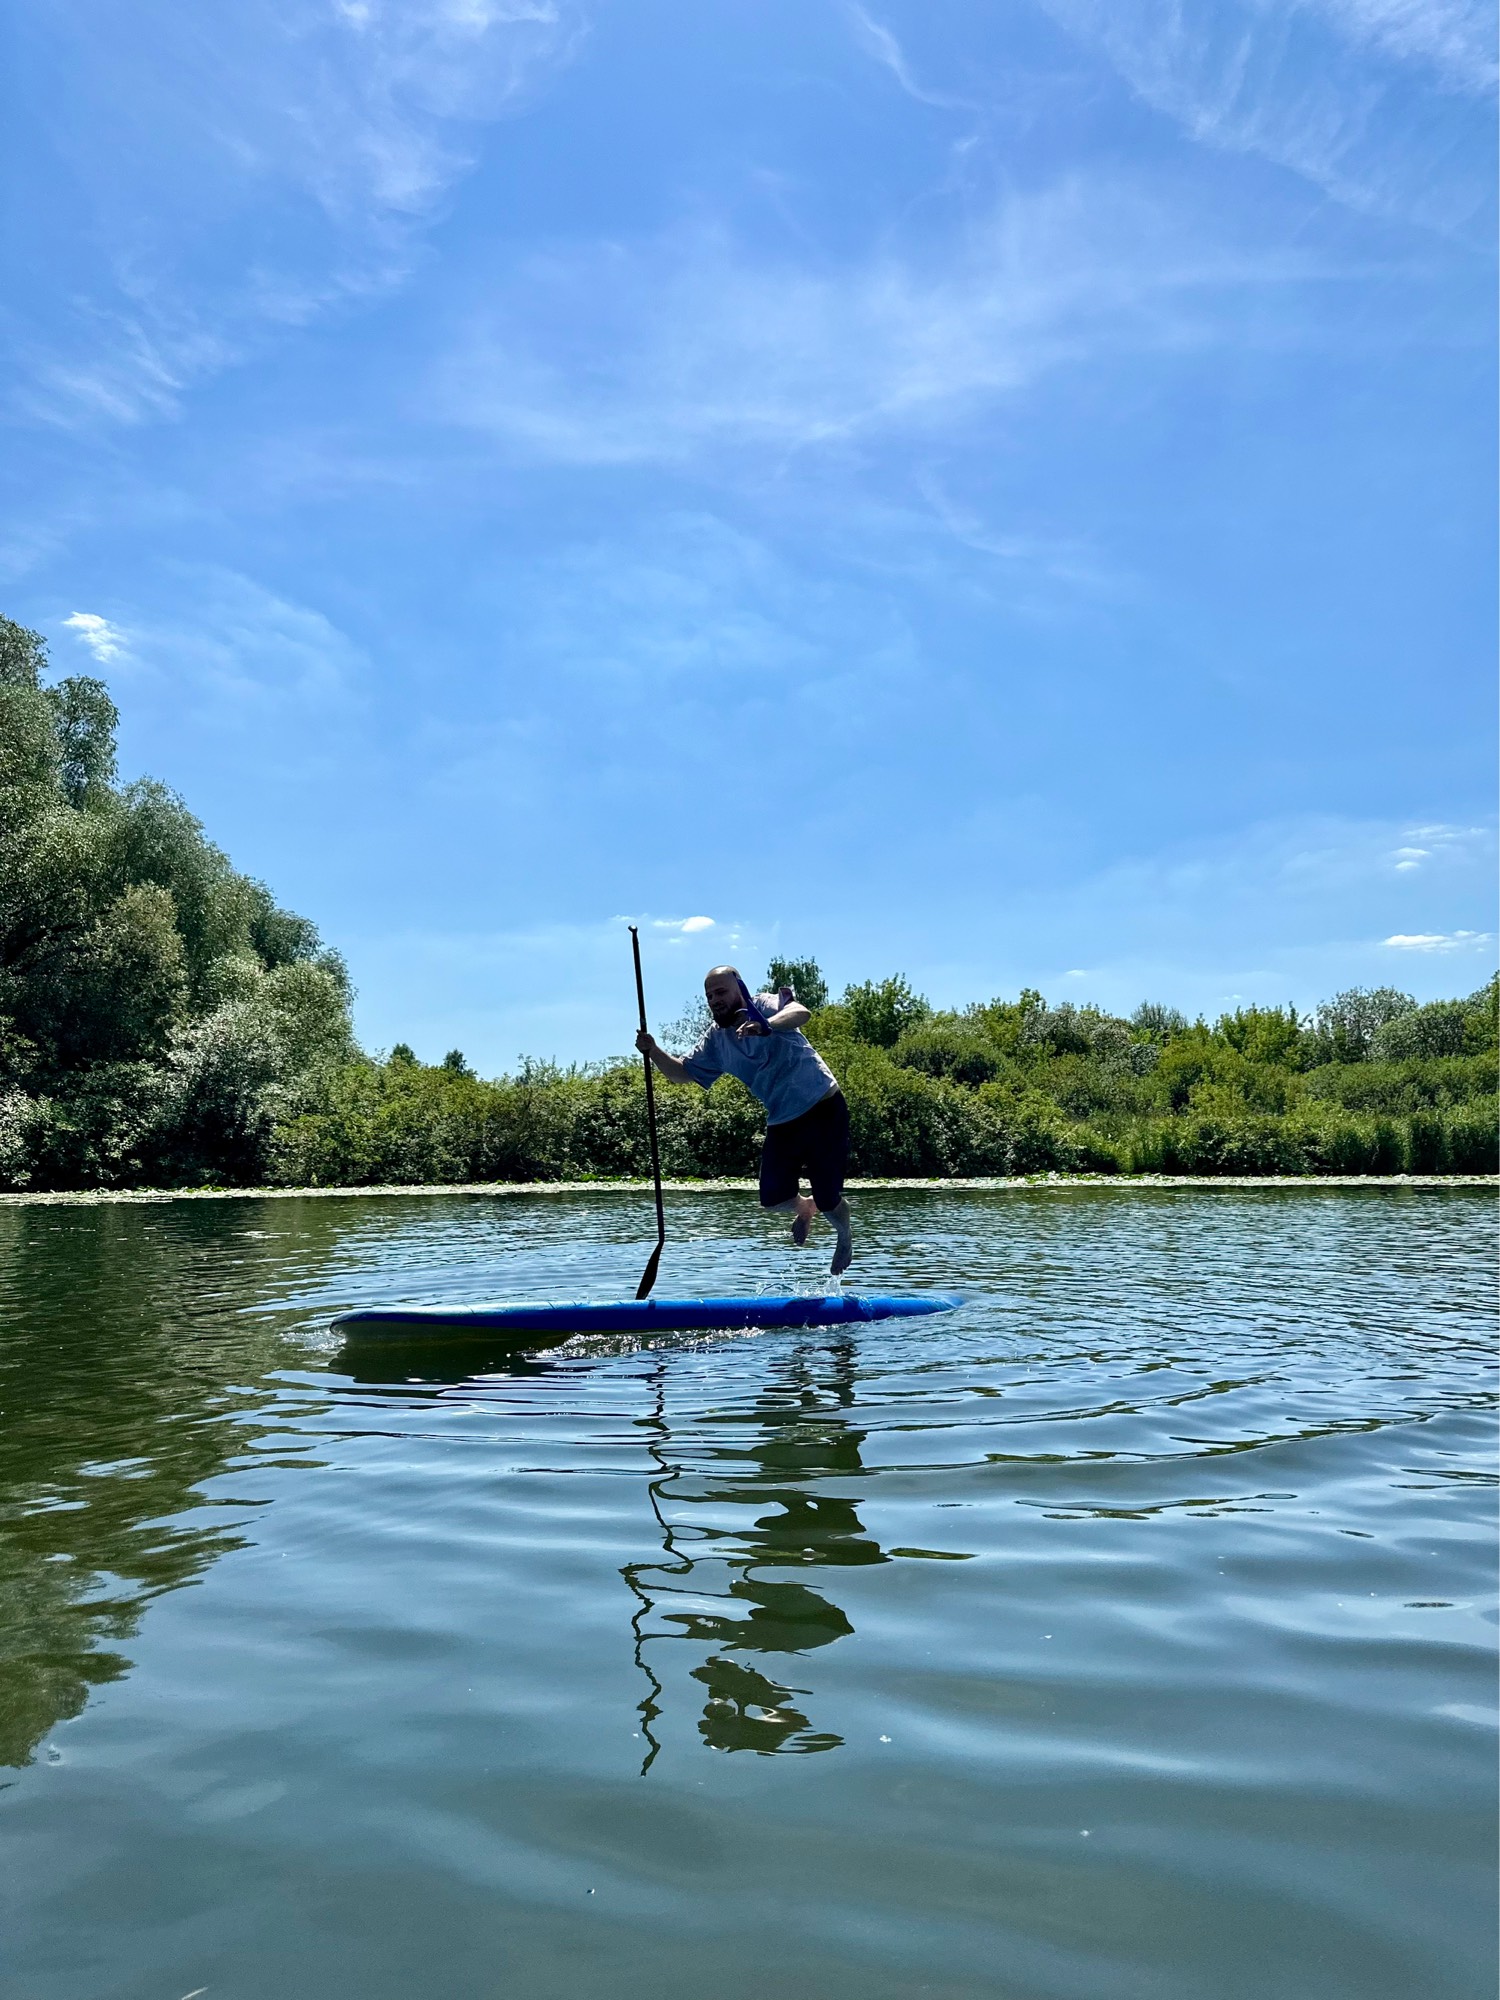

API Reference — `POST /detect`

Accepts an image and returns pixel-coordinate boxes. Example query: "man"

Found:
[636,965,854,1275]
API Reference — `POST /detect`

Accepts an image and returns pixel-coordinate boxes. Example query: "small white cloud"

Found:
[1064,968,1092,978]
[844,3,973,110]
[1391,846,1430,871]
[652,915,716,934]
[1406,823,1486,842]
[62,612,126,664]
[1383,930,1490,951]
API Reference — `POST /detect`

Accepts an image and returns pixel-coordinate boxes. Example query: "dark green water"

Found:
[0,1186,1494,2000]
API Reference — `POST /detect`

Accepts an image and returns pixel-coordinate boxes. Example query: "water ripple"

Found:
[0,1185,1493,2000]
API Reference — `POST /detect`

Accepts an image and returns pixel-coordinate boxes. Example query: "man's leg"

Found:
[823,1197,853,1276]
[759,1119,803,1237]
[806,1093,853,1276]
[760,1188,816,1239]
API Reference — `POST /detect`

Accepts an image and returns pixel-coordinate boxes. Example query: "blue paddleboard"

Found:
[331,1293,961,1343]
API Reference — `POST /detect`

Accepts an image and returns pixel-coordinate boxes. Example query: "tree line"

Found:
[2,617,1494,1191]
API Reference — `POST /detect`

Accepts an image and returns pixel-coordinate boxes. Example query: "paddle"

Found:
[629,925,666,1300]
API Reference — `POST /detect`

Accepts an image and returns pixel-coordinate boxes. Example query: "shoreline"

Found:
[0,1173,1492,1207]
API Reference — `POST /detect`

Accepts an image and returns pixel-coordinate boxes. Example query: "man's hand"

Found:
[734,1015,770,1040]
[637,1031,691,1086]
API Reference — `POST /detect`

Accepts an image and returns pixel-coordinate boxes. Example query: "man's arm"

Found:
[635,1030,693,1084]
[766,1001,810,1032]
[738,1001,811,1037]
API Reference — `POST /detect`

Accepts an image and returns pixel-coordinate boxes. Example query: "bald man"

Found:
[636,964,853,1276]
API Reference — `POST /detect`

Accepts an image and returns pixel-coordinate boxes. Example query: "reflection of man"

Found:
[636,964,853,1275]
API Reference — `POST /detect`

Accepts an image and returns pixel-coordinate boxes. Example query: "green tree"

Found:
[766,957,830,1010]
[842,976,930,1047]
[1309,987,1414,1063]
[1131,1001,1188,1044]
[1371,995,1474,1062]
[0,613,352,1191]
[1217,1004,1305,1067]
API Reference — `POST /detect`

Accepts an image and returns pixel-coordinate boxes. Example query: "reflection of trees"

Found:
[623,1336,884,1766]
[0,1198,352,1768]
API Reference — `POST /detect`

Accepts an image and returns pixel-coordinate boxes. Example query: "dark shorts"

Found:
[759,1089,850,1214]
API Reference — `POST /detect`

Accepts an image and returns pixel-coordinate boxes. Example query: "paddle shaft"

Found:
[629,926,666,1298]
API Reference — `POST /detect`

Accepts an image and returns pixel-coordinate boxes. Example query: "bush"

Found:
[1131,1001,1188,1044]
[891,1022,1003,1086]
[1307,987,1415,1063]
[1304,1055,1496,1115]
[4,624,1494,1199]
[842,977,930,1048]
[1442,1103,1499,1174]
[1372,999,1471,1062]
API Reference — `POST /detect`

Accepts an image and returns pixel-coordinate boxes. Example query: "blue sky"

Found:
[3,0,1495,1069]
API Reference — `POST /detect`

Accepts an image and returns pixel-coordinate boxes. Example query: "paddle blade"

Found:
[635,1241,663,1300]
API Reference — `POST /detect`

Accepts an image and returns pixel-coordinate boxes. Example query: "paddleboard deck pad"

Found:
[332,1293,961,1343]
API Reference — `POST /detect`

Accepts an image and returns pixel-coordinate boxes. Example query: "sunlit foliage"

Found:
[0,618,352,1189]
[2,633,1494,1190]
[272,966,1497,1187]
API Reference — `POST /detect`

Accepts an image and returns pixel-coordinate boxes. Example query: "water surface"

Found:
[0,1186,1494,1999]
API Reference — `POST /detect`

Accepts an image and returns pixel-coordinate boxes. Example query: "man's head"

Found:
[704,964,746,1026]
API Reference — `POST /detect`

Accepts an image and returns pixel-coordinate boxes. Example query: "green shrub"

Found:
[842,976,931,1048]
[1442,1103,1499,1174]
[891,1023,1003,1086]
[1372,984,1497,1062]
[1304,1054,1496,1115]
[4,619,1494,1197]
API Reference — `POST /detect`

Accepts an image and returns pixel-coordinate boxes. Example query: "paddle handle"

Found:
[629,927,666,1297]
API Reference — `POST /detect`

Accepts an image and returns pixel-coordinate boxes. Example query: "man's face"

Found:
[704,968,744,1026]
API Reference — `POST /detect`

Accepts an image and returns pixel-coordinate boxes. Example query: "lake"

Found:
[0,1184,1494,2000]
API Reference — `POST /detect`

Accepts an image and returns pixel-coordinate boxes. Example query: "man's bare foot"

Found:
[826,1200,853,1277]
[791,1195,816,1247]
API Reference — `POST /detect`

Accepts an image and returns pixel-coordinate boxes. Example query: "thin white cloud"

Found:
[1384,929,1492,950]
[843,3,974,110]
[1036,0,1494,233]
[436,179,1320,466]
[1387,823,1490,872]
[19,304,241,432]
[1404,821,1488,842]
[62,612,127,664]
[1314,0,1496,91]
[913,470,1126,594]
[100,571,366,710]
[14,0,585,429]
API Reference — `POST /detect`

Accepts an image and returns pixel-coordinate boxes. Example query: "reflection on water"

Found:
[0,1186,1495,2000]
[627,1338,883,1762]
[0,1204,314,1768]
